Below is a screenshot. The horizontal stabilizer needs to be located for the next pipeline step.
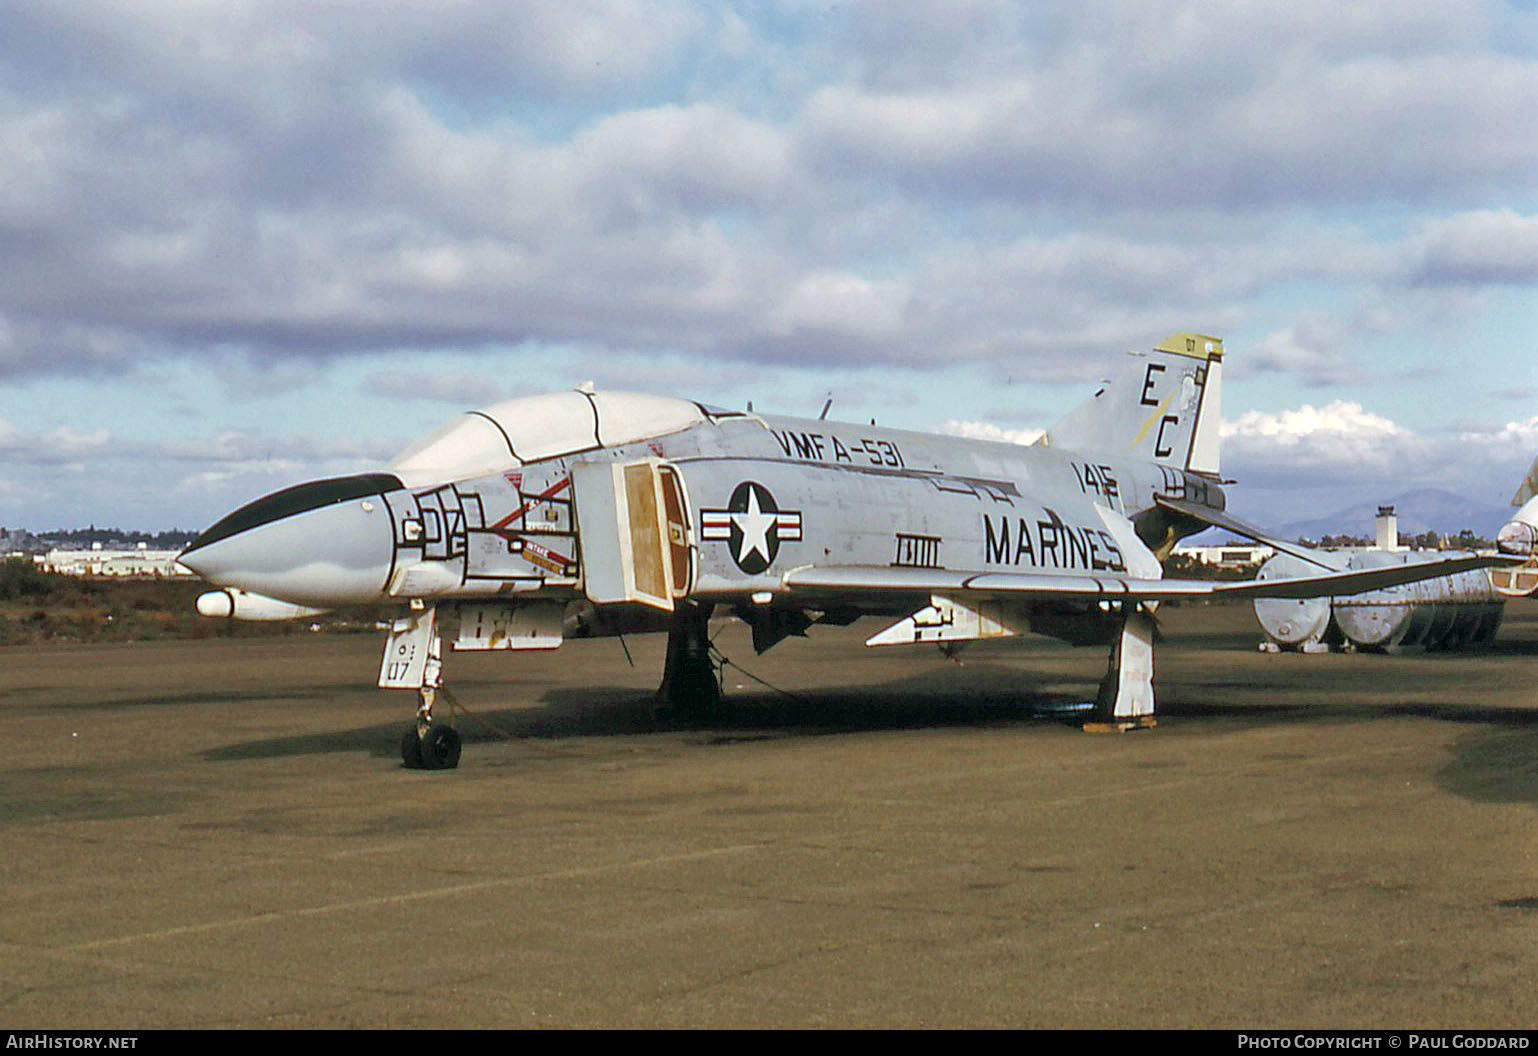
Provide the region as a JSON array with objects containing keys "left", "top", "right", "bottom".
[
  {"left": 1155, "top": 495, "right": 1339, "bottom": 570},
  {"left": 1207, "top": 553, "right": 1520, "bottom": 600}
]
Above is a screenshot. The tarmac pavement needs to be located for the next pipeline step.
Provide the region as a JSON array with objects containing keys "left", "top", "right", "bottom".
[{"left": 2, "top": 601, "right": 1536, "bottom": 1028}]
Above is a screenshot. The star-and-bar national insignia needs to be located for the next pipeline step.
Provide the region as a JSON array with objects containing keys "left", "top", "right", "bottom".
[{"left": 700, "top": 481, "right": 802, "bottom": 575}]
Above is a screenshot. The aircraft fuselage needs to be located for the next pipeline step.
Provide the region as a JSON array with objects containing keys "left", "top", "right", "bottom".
[{"left": 180, "top": 398, "right": 1223, "bottom": 624}]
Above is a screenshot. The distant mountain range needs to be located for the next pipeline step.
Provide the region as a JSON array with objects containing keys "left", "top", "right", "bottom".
[{"left": 1271, "top": 488, "right": 1513, "bottom": 543}]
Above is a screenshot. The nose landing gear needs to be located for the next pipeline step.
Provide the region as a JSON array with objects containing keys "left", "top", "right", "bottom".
[
  {"left": 401, "top": 686, "right": 463, "bottom": 770},
  {"left": 384, "top": 605, "right": 463, "bottom": 770}
]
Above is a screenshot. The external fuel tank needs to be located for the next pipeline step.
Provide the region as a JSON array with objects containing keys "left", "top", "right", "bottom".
[{"left": 1255, "top": 551, "right": 1503, "bottom": 653}]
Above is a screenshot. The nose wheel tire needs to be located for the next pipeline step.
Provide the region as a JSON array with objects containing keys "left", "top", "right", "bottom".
[
  {"left": 416, "top": 722, "right": 462, "bottom": 770},
  {"left": 400, "top": 728, "right": 426, "bottom": 769}
]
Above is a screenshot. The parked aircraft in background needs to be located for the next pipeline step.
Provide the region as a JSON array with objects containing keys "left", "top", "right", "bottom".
[
  {"left": 179, "top": 334, "right": 1517, "bottom": 768},
  {"left": 1493, "top": 452, "right": 1538, "bottom": 597}
]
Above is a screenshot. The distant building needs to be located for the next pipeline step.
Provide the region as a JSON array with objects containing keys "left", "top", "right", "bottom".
[
  {"left": 41, "top": 544, "right": 193, "bottom": 578},
  {"left": 1375, "top": 506, "right": 1404, "bottom": 552},
  {"left": 1171, "top": 543, "right": 1275, "bottom": 569}
]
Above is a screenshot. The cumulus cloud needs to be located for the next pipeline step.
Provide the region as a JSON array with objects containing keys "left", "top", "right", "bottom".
[
  {"left": 1221, "top": 401, "right": 1538, "bottom": 517},
  {"left": 1, "top": 0, "right": 1534, "bottom": 385},
  {"left": 2, "top": 419, "right": 404, "bottom": 530},
  {"left": 1232, "top": 327, "right": 1368, "bottom": 388},
  {"left": 1492, "top": 385, "right": 1538, "bottom": 402},
  {"left": 210, "top": 357, "right": 325, "bottom": 399},
  {"left": 766, "top": 272, "right": 911, "bottom": 344},
  {"left": 934, "top": 419, "right": 1046, "bottom": 446},
  {"left": 1411, "top": 209, "right": 1538, "bottom": 286},
  {"left": 2, "top": 1, "right": 1537, "bottom": 527},
  {"left": 0, "top": 419, "right": 111, "bottom": 466},
  {"left": 363, "top": 369, "right": 511, "bottom": 406},
  {"left": 1226, "top": 400, "right": 1405, "bottom": 446},
  {"left": 803, "top": 1, "right": 1538, "bottom": 210}
]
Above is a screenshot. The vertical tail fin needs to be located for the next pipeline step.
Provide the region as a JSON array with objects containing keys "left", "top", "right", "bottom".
[
  {"left": 1044, "top": 333, "right": 1223, "bottom": 473},
  {"left": 1512, "top": 451, "right": 1538, "bottom": 507}
]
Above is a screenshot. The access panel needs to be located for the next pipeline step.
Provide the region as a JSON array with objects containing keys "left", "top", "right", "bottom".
[{"left": 572, "top": 459, "right": 692, "bottom": 611}]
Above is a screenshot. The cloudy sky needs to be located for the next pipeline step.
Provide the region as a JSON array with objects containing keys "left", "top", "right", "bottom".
[{"left": 2, "top": 0, "right": 1536, "bottom": 534}]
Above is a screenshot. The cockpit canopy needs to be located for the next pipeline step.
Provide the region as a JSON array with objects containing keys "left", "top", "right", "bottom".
[{"left": 388, "top": 390, "right": 707, "bottom": 487}]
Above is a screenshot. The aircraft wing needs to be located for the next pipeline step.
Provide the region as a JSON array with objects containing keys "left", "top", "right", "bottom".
[{"left": 783, "top": 551, "right": 1520, "bottom": 603}]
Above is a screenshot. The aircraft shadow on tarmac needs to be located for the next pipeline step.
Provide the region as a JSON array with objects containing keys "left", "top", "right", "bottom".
[
  {"left": 1472, "top": 636, "right": 1538, "bottom": 656},
  {"left": 202, "top": 654, "right": 1538, "bottom": 768},
  {"left": 200, "top": 658, "right": 1102, "bottom": 764},
  {"left": 1154, "top": 696, "right": 1538, "bottom": 807},
  {"left": 197, "top": 682, "right": 1538, "bottom": 811},
  {"left": 69, "top": 687, "right": 343, "bottom": 712},
  {"left": 1161, "top": 697, "right": 1538, "bottom": 728}
]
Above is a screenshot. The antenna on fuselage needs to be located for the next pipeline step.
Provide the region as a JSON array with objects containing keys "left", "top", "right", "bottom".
[{"left": 819, "top": 394, "right": 832, "bottom": 420}]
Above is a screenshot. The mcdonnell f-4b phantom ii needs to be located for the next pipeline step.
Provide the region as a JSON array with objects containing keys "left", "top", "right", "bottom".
[{"left": 179, "top": 334, "right": 1517, "bottom": 769}]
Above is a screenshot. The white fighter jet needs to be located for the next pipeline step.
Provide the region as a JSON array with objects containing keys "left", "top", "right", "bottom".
[
  {"left": 1492, "top": 451, "right": 1538, "bottom": 597},
  {"left": 180, "top": 334, "right": 1517, "bottom": 768}
]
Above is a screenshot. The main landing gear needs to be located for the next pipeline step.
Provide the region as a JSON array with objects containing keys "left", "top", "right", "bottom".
[
  {"left": 655, "top": 602, "right": 721, "bottom": 723},
  {"left": 1084, "top": 604, "right": 1158, "bottom": 733}
]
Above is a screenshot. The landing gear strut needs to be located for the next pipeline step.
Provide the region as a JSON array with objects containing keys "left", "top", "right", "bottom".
[
  {"left": 1085, "top": 604, "right": 1158, "bottom": 733},
  {"left": 384, "top": 605, "right": 463, "bottom": 770},
  {"left": 656, "top": 602, "right": 720, "bottom": 722}
]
